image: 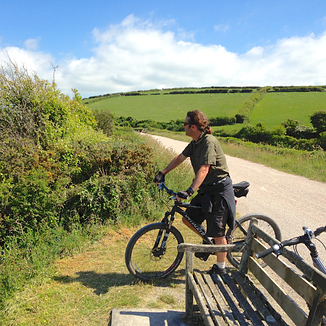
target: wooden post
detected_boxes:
[185,251,194,320]
[239,218,258,274]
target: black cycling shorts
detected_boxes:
[185,193,229,237]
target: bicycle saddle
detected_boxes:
[233,181,250,198]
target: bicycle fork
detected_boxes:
[151,211,174,258]
[304,238,326,275]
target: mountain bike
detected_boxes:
[125,181,282,281]
[256,225,326,325]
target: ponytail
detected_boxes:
[205,125,213,134]
[187,110,211,133]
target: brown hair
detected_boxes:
[187,110,212,134]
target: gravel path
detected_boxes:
[148,134,326,264]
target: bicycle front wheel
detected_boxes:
[226,214,282,268]
[125,223,184,281]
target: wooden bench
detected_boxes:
[178,219,326,326]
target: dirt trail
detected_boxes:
[148,134,326,263]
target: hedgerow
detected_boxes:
[0,59,159,237]
[0,60,163,307]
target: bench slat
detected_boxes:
[195,273,227,326]
[211,274,250,326]
[203,274,238,325]
[248,256,308,326]
[252,238,317,305]
[223,273,265,326]
[231,271,280,326]
[251,224,326,292]
[187,272,215,326]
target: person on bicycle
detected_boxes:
[154,110,235,275]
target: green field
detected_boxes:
[85,93,252,122]
[250,92,326,127]
[85,90,326,129]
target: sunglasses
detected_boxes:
[183,122,190,126]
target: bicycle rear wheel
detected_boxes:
[226,213,282,268]
[125,223,184,281]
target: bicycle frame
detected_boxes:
[162,198,213,244]
[158,182,246,247]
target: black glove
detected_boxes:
[177,191,189,199]
[177,187,194,199]
[154,171,165,183]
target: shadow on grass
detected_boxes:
[53,269,186,296]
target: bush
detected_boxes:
[0,61,96,151]
[236,123,272,143]
[318,131,326,150]
[210,116,236,126]
[0,59,159,245]
[310,110,326,134]
[282,119,316,139]
[93,110,115,136]
[282,119,300,137]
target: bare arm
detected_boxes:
[190,164,210,192]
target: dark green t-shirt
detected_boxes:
[182,133,229,186]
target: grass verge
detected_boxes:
[1,219,221,325]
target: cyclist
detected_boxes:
[154,110,235,275]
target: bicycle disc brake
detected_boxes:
[151,247,166,259]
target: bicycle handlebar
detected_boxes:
[158,182,177,196]
[314,226,326,237]
[255,225,326,259]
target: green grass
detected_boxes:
[86,91,326,132]
[0,217,212,325]
[250,92,326,128]
[220,138,326,182]
[86,93,252,122]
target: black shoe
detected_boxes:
[208,264,226,275]
[195,239,214,261]
[195,252,211,261]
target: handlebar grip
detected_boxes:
[314,226,326,237]
[255,246,275,259]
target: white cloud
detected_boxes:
[24,38,41,51]
[1,16,326,98]
[0,46,54,82]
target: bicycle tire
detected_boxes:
[125,223,184,281]
[226,213,282,268]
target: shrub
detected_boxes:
[310,110,326,134]
[93,110,115,136]
[318,131,326,150]
[0,61,96,151]
[236,123,272,143]
[0,167,68,245]
[282,119,300,137]
[210,116,236,126]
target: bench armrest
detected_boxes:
[178,243,235,253]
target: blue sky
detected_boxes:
[1,0,326,98]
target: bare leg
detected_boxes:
[214,236,227,263]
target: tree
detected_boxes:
[282,119,299,137]
[310,111,326,134]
